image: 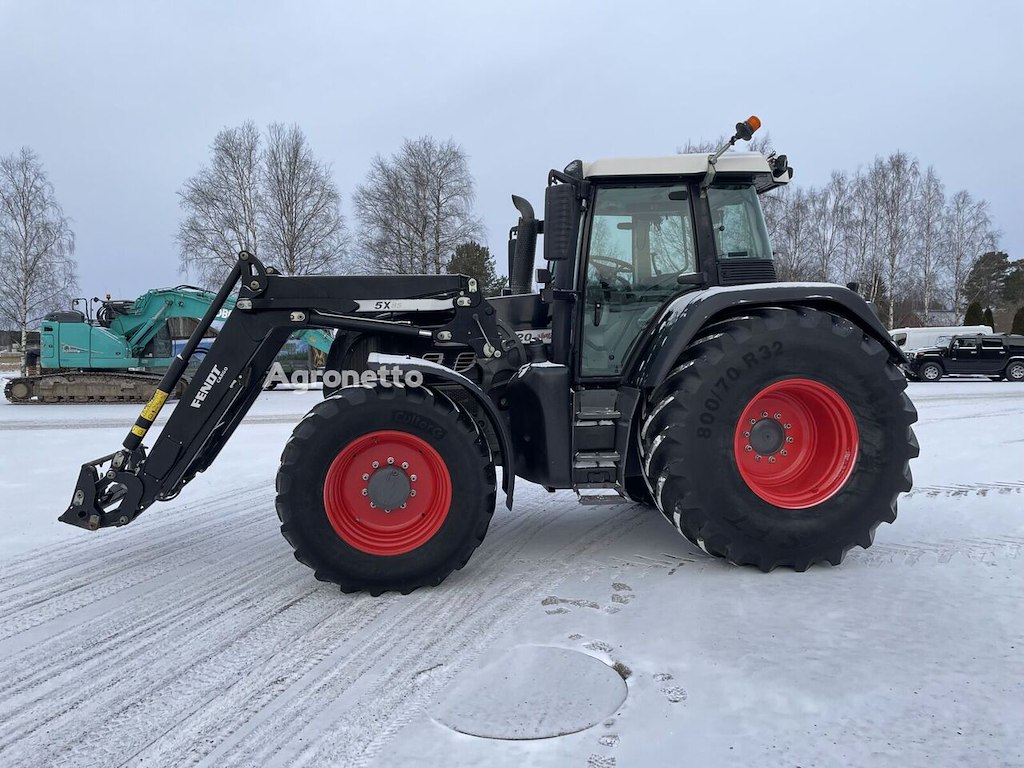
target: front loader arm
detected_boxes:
[61,251,500,531]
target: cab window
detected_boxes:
[706,184,773,260]
[581,184,697,377]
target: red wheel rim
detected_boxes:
[323,430,452,555]
[733,378,859,509]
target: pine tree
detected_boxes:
[1012,306,1024,335]
[447,241,507,296]
[983,306,995,329]
[964,300,984,325]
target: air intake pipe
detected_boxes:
[509,195,539,295]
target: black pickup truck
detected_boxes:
[906,334,1024,382]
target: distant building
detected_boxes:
[0,330,40,352]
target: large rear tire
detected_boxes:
[640,307,919,571]
[276,385,496,594]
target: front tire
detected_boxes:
[918,361,943,382]
[640,307,918,571]
[276,385,496,594]
[1005,360,1024,382]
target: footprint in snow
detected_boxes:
[654,672,687,702]
[542,595,600,610]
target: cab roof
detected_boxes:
[583,151,774,179]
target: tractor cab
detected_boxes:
[497,118,792,381]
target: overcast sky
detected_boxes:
[1,0,1021,300]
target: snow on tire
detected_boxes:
[639,306,919,572]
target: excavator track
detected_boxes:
[4,372,188,404]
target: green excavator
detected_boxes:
[4,286,333,403]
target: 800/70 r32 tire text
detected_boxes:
[276,385,496,594]
[641,307,919,571]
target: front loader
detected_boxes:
[63,117,919,594]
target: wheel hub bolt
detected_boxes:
[410,474,417,482]
[745,445,752,452]
[768,456,776,464]
[387,457,395,464]
[401,462,409,469]
[761,411,769,418]
[372,461,379,468]
[362,473,369,481]
[410,489,417,496]
[784,423,791,429]
[361,489,368,496]
[786,436,794,443]
[370,502,376,508]
[774,412,782,419]
[780,449,788,456]
[755,455,762,462]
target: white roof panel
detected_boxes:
[583,151,772,179]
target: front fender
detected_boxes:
[369,352,515,509]
[627,282,907,390]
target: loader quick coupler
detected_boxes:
[60,449,148,530]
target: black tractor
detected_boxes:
[63,118,919,594]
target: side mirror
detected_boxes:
[543,183,581,262]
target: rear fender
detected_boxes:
[627,282,908,391]
[368,353,515,509]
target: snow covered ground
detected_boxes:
[0,380,1021,767]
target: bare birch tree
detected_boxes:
[876,153,920,326]
[807,171,849,282]
[844,168,887,304]
[944,190,998,322]
[913,166,945,323]
[0,148,77,375]
[177,122,261,288]
[353,137,482,275]
[178,121,351,287]
[260,123,351,275]
[764,185,813,280]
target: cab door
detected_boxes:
[579,183,699,378]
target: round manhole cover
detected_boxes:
[433,645,627,740]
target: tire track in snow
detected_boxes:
[0,478,649,768]
[0,412,308,432]
[0,487,272,641]
[0,513,303,763]
[845,536,1024,566]
[265,503,647,768]
[904,480,1024,497]
[124,502,648,768]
